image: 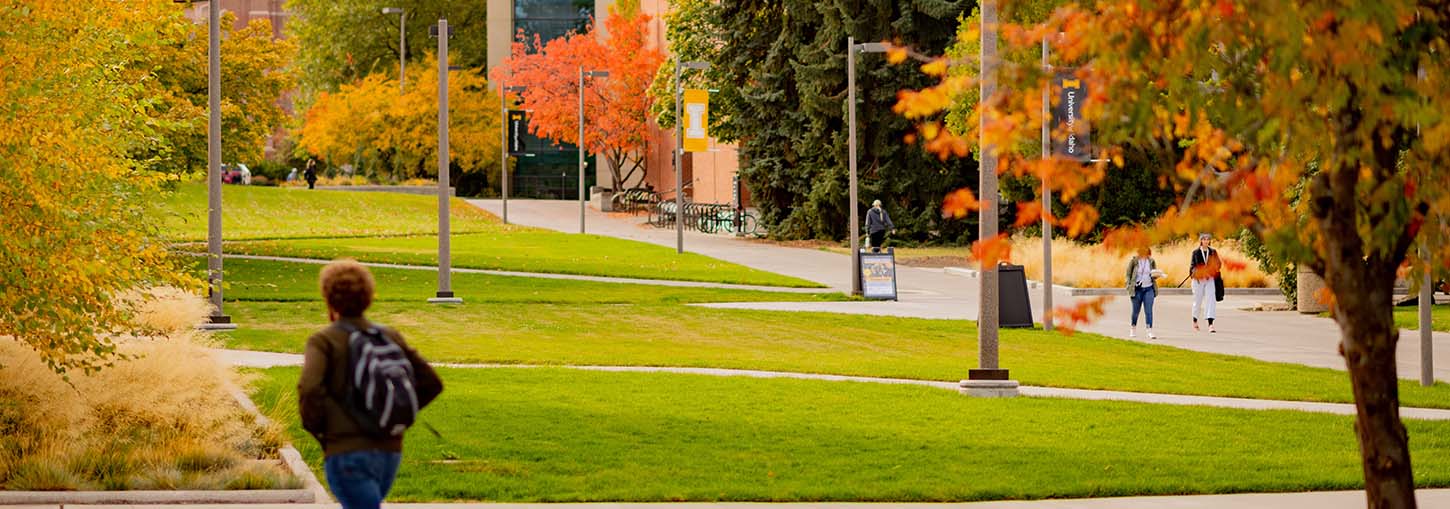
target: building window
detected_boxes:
[513,0,592,43]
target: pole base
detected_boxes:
[428,291,463,304]
[958,379,1020,398]
[197,315,238,331]
[967,368,1011,380]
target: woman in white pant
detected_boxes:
[1189,233,1224,332]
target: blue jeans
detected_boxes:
[324,450,402,509]
[1130,285,1155,328]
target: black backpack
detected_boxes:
[339,322,419,438]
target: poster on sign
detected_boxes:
[1052,71,1090,161]
[860,249,898,300]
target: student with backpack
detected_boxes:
[298,260,443,509]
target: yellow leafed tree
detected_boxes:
[0,1,198,373]
[298,57,503,189]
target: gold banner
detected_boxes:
[682,89,710,153]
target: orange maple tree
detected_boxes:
[896,1,1449,506]
[492,0,664,192]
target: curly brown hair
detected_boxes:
[319,260,374,317]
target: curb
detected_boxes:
[942,267,1283,297]
[1069,287,1284,296]
[221,378,332,504]
[315,185,454,196]
[0,490,312,505]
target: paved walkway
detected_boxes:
[215,349,1450,420]
[468,199,1449,383]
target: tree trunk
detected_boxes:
[1335,280,1417,508]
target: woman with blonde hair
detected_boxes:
[1126,246,1165,339]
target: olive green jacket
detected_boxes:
[1125,257,1158,293]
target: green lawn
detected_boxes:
[248,367,1450,502]
[215,258,840,304]
[163,184,821,287]
[219,278,1450,408]
[219,233,821,287]
[1395,304,1450,333]
[161,183,498,241]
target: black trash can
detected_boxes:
[997,263,1034,328]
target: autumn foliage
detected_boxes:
[140,12,296,174]
[899,0,1450,505]
[1,1,199,373]
[298,57,502,186]
[494,1,665,192]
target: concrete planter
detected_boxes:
[593,189,615,212]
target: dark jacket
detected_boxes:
[1190,247,1226,302]
[298,316,443,457]
[866,207,894,234]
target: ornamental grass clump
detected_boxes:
[1010,236,1272,289]
[0,288,298,491]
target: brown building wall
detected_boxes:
[184,0,287,36]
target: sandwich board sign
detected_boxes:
[860,249,898,301]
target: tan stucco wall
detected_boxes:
[487,0,511,76]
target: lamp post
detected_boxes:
[500,82,525,225]
[176,0,233,330]
[578,68,609,234]
[847,37,886,296]
[1040,36,1053,332]
[673,60,710,253]
[382,7,405,93]
[428,19,461,304]
[960,0,1016,397]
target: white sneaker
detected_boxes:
[1147,329,1157,339]
[1209,324,1217,333]
[1129,327,1137,338]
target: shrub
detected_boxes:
[0,289,295,491]
[6,458,82,491]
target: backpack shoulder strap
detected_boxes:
[335,320,386,336]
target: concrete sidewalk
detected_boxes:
[16,489,1450,508]
[469,199,1448,383]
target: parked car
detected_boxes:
[220,163,252,185]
